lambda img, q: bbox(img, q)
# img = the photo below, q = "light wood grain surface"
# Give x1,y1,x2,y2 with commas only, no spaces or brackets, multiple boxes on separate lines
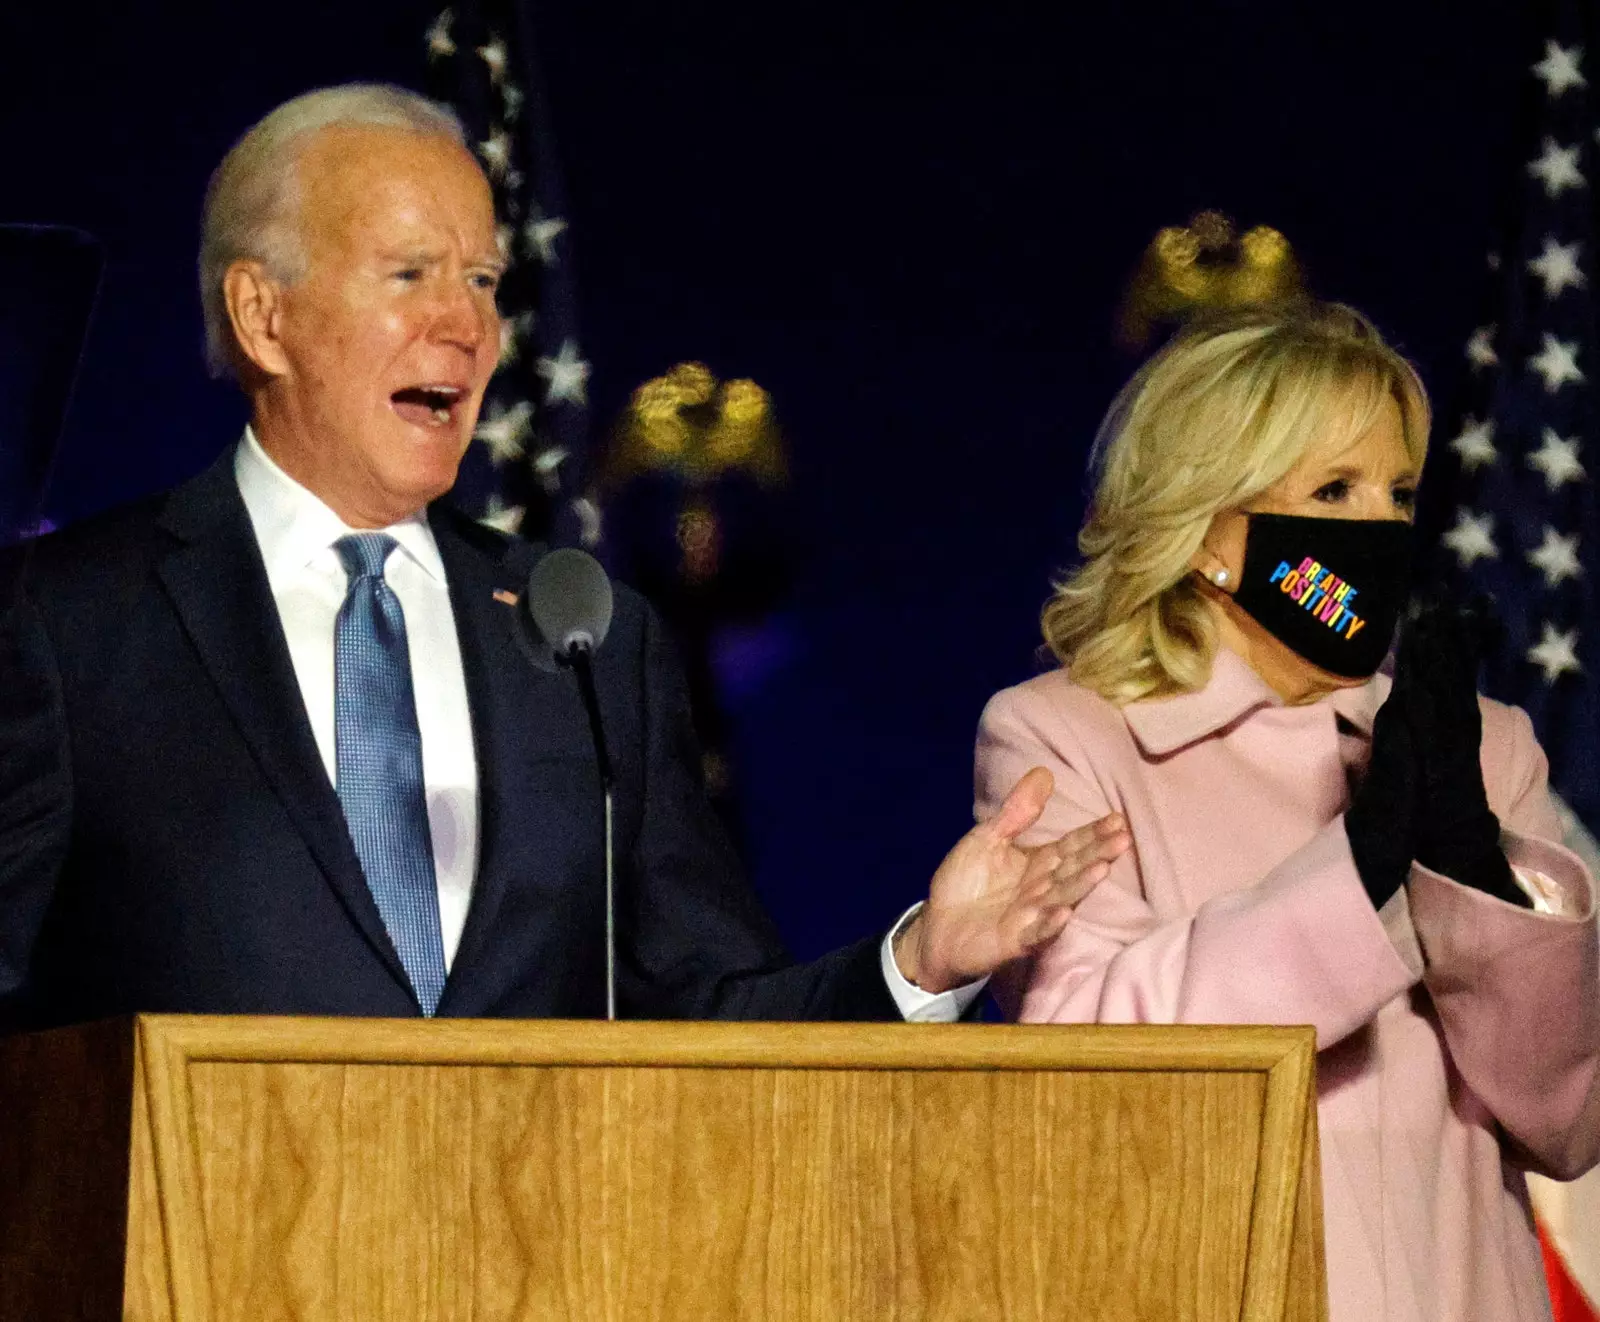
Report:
137,1014,1313,1072
114,1017,1323,1322
124,1034,175,1322
1283,1101,1330,1322
0,1017,1325,1320
175,1060,1267,1322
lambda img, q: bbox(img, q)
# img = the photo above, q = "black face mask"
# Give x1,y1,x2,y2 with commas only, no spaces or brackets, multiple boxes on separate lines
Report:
1228,513,1413,679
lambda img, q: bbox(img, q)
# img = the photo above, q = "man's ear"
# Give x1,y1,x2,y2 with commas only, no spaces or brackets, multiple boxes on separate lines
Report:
222,260,291,379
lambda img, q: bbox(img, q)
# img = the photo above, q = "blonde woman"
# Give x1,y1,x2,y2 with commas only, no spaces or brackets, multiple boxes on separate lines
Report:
976,303,1600,1322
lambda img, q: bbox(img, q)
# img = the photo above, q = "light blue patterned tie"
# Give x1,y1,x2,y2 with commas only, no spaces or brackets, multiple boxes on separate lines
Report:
333,533,447,1015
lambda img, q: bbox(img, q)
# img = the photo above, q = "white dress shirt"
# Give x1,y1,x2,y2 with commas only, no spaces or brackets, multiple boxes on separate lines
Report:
235,429,479,968
233,430,976,1016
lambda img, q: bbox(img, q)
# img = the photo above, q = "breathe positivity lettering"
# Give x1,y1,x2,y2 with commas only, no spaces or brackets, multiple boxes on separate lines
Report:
1268,557,1366,640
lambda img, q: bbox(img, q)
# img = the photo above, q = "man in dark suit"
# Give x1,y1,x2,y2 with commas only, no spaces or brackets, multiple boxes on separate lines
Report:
0,86,1128,1030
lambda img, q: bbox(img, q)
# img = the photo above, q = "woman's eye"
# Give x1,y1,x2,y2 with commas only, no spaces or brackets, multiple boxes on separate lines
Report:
1312,479,1350,503
1392,485,1418,511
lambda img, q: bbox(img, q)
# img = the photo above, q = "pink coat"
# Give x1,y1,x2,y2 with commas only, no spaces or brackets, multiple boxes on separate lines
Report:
975,649,1600,1322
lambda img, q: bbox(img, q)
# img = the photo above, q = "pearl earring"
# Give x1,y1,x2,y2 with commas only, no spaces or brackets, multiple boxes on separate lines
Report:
1212,569,1230,586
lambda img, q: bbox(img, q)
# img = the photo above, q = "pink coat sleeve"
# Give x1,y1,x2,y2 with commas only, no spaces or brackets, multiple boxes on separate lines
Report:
977,685,1418,1048
1408,700,1600,1180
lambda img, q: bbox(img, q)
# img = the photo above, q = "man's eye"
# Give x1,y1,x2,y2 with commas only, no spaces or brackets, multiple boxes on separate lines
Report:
1313,479,1350,502
470,272,500,291
394,268,423,282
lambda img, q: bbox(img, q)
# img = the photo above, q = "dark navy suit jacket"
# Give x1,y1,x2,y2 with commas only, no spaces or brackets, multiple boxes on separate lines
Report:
0,453,896,1027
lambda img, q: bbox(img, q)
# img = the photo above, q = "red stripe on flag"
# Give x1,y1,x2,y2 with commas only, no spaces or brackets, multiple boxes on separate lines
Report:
1540,1221,1600,1322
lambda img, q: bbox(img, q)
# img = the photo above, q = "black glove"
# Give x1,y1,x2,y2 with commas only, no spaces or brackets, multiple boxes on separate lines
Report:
1345,684,1417,913
1390,603,1530,907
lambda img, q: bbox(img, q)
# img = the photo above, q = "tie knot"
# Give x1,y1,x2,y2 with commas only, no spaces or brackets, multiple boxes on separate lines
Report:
335,533,397,583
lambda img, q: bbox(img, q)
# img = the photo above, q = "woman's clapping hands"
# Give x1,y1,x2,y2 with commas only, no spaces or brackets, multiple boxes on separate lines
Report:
1346,603,1529,909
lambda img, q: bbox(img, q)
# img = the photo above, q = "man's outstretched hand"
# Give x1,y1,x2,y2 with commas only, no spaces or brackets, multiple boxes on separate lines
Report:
893,767,1130,993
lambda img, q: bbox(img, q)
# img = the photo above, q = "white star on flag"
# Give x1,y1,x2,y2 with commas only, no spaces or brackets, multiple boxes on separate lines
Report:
474,399,533,464
498,310,536,368
1449,416,1498,471
538,339,591,405
1528,428,1586,489
1442,508,1499,568
573,495,604,548
1466,325,1499,370
524,215,568,265
1529,332,1585,391
479,494,526,534
531,444,570,494
1528,236,1586,298
1528,526,1584,587
1533,40,1586,97
1528,623,1582,682
426,9,595,548
478,36,508,84
1528,137,1586,198
478,128,512,179
426,8,455,59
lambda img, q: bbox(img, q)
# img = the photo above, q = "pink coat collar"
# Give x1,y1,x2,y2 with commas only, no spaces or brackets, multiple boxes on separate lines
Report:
1121,647,1388,757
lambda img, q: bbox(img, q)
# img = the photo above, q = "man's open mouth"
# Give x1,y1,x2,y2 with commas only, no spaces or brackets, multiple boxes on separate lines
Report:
391,385,466,428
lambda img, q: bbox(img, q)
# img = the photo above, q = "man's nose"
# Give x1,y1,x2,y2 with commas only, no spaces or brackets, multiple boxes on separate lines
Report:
431,278,490,354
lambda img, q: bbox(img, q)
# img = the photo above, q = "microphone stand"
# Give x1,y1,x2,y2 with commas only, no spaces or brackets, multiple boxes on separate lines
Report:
565,643,617,1021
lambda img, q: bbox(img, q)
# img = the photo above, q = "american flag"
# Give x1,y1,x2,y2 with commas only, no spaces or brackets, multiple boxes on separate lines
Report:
1423,8,1600,1314
1427,7,1600,841
423,2,599,546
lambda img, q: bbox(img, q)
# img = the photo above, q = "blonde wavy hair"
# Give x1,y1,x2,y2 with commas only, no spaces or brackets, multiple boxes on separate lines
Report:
1042,302,1431,705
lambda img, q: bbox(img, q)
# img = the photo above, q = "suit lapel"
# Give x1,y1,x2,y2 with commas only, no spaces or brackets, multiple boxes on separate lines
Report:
154,453,415,999
431,512,526,1009
431,511,574,1013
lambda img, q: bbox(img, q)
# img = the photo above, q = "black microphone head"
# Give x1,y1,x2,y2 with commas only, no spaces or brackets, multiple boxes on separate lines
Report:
523,548,614,668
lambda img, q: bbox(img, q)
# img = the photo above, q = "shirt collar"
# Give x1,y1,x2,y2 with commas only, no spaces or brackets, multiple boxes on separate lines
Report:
1122,646,1388,756
233,426,447,585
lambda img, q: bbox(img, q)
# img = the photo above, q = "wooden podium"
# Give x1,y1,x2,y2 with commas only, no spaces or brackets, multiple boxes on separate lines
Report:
0,1017,1326,1321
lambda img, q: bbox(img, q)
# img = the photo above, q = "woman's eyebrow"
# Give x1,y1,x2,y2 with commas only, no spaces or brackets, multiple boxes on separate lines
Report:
1312,463,1421,483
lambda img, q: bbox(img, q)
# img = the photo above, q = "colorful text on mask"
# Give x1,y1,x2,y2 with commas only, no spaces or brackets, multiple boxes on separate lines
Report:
1268,558,1366,640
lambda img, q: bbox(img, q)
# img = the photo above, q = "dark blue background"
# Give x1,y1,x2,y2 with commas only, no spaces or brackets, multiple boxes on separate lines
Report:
2,2,1533,954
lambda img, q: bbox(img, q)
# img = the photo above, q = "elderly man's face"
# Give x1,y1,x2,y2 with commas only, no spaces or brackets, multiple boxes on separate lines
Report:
254,125,503,526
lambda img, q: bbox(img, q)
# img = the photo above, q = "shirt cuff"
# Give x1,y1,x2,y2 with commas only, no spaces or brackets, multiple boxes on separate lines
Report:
879,902,989,1022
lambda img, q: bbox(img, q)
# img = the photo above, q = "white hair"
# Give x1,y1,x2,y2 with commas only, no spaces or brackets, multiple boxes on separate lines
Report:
198,83,467,378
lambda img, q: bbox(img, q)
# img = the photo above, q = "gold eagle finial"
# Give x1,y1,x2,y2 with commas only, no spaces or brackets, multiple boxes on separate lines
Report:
604,362,787,488
1117,210,1303,351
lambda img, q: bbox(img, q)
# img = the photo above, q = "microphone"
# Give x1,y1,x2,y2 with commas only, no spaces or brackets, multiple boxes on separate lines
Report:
522,548,620,1020
523,546,615,666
